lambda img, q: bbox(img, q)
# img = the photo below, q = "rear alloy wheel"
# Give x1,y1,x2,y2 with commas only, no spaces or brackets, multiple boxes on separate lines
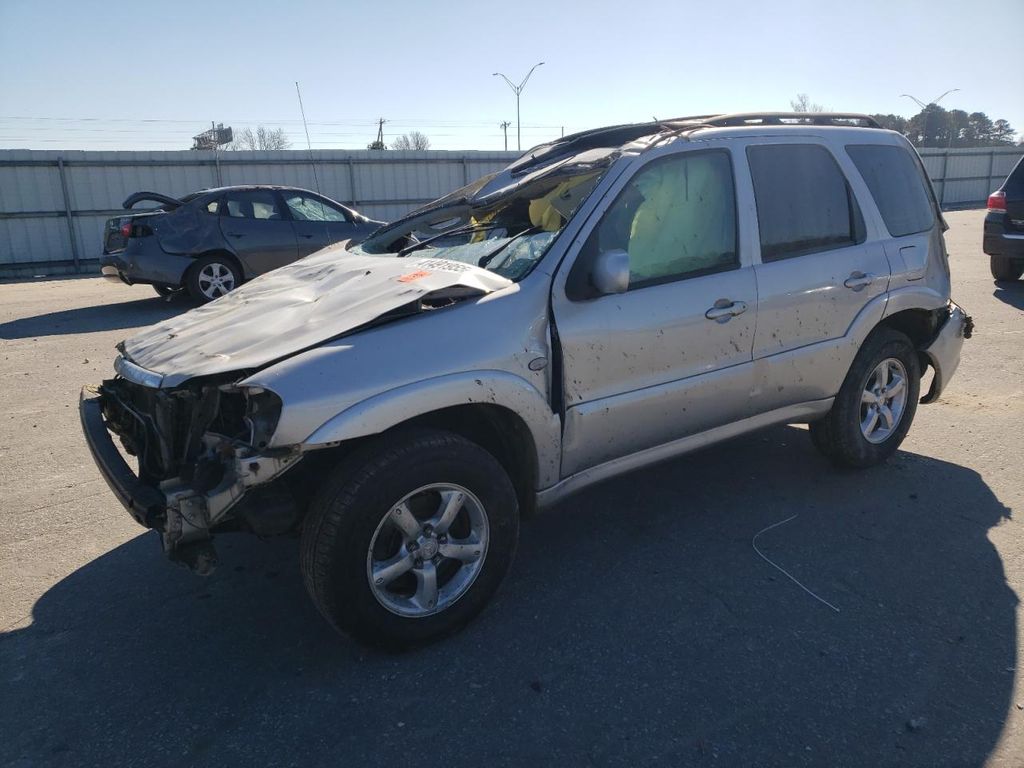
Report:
187,256,241,303
300,430,519,649
990,255,1024,282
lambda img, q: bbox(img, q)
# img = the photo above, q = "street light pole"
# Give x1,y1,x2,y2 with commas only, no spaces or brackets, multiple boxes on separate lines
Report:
900,88,960,147
493,62,544,151
900,88,960,110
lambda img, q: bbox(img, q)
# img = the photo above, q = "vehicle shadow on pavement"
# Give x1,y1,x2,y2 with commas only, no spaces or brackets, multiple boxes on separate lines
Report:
2,425,1016,767
0,294,187,340
993,280,1024,310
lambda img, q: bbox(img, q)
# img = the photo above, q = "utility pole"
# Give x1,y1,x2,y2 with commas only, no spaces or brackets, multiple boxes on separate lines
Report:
368,118,387,150
493,62,544,151
499,121,511,151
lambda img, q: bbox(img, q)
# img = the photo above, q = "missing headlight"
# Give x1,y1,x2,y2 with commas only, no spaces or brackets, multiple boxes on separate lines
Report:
243,388,283,450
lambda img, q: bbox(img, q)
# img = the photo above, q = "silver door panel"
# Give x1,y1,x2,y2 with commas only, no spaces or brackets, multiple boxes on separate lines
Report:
561,359,753,476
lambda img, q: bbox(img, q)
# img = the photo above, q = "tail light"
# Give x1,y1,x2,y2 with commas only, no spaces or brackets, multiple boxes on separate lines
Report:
987,190,1007,212
120,220,132,238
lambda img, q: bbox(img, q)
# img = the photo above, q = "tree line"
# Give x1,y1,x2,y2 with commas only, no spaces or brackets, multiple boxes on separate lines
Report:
792,94,1017,148
869,105,1016,148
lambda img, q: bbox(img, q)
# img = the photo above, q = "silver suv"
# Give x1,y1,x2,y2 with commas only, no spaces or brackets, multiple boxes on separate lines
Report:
81,113,971,648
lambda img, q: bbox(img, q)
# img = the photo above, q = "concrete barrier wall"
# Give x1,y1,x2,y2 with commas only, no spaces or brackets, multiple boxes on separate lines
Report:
0,145,1020,278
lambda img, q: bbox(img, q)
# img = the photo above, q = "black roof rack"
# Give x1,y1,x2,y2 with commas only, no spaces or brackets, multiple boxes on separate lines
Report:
667,112,882,129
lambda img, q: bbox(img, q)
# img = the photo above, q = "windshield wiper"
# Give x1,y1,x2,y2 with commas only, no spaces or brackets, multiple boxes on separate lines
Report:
397,222,503,257
477,227,540,270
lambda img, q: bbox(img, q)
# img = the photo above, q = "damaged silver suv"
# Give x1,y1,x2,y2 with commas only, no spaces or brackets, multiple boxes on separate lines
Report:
81,113,971,648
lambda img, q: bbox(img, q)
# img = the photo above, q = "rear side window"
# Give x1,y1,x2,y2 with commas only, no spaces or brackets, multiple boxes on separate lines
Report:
847,145,935,237
223,190,282,220
1003,157,1024,196
748,144,865,262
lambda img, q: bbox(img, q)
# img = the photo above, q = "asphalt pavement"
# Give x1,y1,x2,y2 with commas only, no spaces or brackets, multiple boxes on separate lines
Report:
1,209,1022,767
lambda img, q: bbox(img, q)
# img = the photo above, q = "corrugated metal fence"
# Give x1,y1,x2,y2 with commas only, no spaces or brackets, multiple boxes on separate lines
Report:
0,149,519,277
0,145,1020,278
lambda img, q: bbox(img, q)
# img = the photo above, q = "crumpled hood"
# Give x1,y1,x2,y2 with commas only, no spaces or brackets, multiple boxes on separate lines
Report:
123,244,513,386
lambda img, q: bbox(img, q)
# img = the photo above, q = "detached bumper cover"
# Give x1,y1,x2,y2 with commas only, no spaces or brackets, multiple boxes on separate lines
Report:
79,386,165,528
920,302,971,404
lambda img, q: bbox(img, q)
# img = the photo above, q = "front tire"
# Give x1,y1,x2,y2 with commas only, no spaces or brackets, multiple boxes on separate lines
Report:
990,255,1024,282
300,430,519,650
809,328,920,468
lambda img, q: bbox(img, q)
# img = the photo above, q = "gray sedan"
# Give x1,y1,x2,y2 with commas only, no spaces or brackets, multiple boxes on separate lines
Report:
99,185,383,302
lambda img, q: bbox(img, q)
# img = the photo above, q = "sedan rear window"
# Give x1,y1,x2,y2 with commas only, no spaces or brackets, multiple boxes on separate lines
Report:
846,145,935,237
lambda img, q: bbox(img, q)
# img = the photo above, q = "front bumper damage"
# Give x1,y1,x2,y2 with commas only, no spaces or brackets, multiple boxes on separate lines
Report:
79,381,300,574
919,301,972,405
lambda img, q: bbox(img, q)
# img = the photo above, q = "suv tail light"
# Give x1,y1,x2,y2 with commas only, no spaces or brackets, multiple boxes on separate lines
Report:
987,190,1007,212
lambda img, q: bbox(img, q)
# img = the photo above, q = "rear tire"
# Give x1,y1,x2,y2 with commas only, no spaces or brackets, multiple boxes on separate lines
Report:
152,284,176,298
186,255,242,303
990,255,1024,281
809,328,920,468
300,430,519,650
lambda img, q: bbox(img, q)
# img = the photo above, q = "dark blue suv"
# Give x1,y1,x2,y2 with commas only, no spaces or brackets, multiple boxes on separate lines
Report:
984,157,1024,281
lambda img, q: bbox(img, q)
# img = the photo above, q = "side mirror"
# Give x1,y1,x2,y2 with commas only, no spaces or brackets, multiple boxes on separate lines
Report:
591,249,630,295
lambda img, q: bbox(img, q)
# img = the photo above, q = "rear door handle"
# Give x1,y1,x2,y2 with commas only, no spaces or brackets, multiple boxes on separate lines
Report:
298,233,314,239
227,232,245,239
705,299,748,322
843,272,875,291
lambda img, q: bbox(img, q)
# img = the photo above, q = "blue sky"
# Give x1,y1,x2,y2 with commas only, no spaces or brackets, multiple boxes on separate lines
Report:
1,0,1020,151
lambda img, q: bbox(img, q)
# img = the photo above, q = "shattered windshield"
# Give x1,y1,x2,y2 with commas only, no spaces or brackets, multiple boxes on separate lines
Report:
354,158,612,281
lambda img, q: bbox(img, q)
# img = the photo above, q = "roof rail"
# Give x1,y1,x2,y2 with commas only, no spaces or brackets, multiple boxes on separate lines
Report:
668,112,882,129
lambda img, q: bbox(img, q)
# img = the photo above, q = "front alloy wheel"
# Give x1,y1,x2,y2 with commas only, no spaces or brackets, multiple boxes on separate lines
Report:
300,430,519,649
368,484,490,617
196,262,236,299
187,254,242,303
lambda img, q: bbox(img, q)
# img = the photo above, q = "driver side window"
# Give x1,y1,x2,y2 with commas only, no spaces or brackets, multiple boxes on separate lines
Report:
573,150,738,297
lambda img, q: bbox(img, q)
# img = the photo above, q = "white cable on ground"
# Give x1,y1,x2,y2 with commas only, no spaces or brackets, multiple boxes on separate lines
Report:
752,514,841,613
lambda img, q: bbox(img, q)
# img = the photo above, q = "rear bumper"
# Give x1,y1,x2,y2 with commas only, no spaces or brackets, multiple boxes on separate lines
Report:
98,240,193,286
983,215,1024,258
79,386,165,528
920,302,971,404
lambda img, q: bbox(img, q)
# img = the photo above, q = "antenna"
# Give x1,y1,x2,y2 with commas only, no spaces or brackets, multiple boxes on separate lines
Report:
295,81,327,224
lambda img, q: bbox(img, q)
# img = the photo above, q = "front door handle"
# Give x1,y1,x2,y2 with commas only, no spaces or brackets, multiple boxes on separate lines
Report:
843,272,875,291
705,299,748,322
